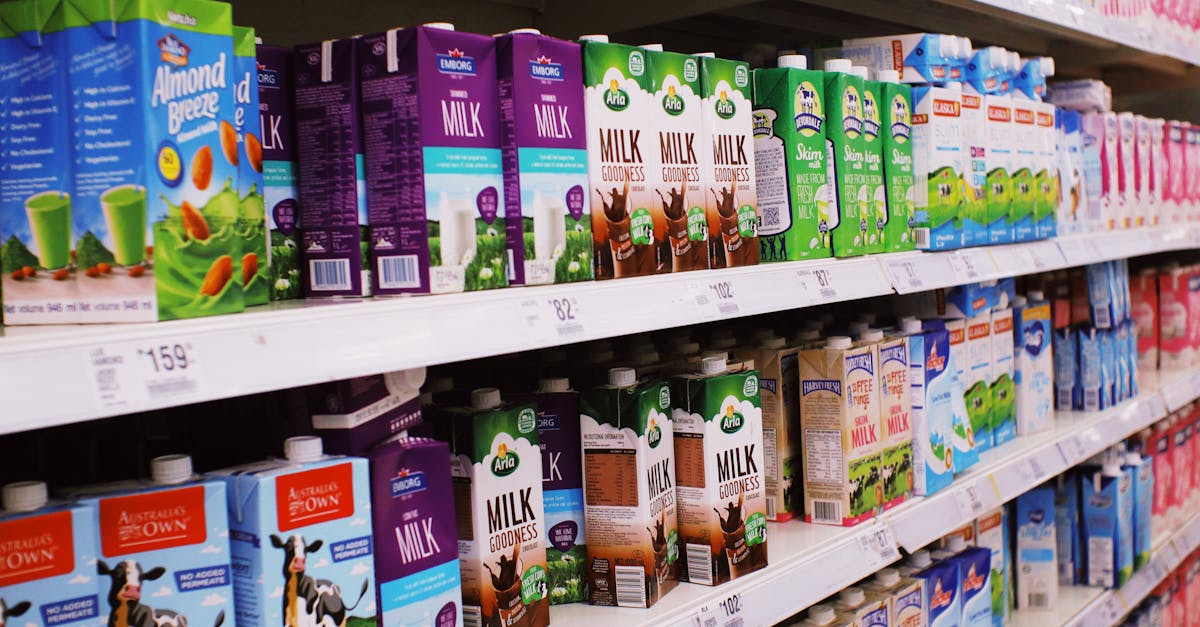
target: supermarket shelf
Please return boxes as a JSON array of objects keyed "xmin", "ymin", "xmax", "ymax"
[
  {"xmin": 1009, "ymin": 585, "xmax": 1105, "ymax": 627},
  {"xmin": 0, "ymin": 224, "xmax": 1194, "ymax": 434}
]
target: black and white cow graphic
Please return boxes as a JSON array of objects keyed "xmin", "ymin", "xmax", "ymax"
[
  {"xmin": 97, "ymin": 559, "xmax": 225, "ymax": 627},
  {"xmin": 0, "ymin": 598, "xmax": 30, "ymax": 627},
  {"xmin": 270, "ymin": 534, "xmax": 369, "ymax": 627}
]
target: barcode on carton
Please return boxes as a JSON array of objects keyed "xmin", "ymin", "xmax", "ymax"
[
  {"xmin": 463, "ymin": 605, "xmax": 482, "ymax": 627},
  {"xmin": 614, "ymin": 565, "xmax": 647, "ymax": 607},
  {"xmin": 914, "ymin": 228, "xmax": 931, "ymax": 249},
  {"xmin": 812, "ymin": 500, "xmax": 841, "ymax": 524},
  {"xmin": 686, "ymin": 543, "xmax": 714, "ymax": 585},
  {"xmin": 309, "ymin": 259, "xmax": 351, "ymax": 291},
  {"xmin": 377, "ymin": 255, "xmax": 420, "ymax": 289}
]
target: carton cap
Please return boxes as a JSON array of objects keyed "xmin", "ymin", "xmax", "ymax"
[
  {"xmin": 947, "ymin": 534, "xmax": 967, "ymax": 552},
  {"xmin": 150, "ymin": 454, "xmax": 194, "ymax": 484},
  {"xmin": 874, "ymin": 568, "xmax": 901, "ymax": 588},
  {"xmin": 1013, "ymin": 295, "xmax": 1028, "ymax": 308},
  {"xmin": 701, "ymin": 356, "xmax": 728, "ymax": 375},
  {"xmin": 1042, "ymin": 57, "xmax": 1056, "ymax": 77},
  {"xmin": 703, "ymin": 350, "xmax": 730, "ymax": 360},
  {"xmin": 878, "ymin": 69, "xmax": 900, "ymax": 83},
  {"xmin": 793, "ymin": 328, "xmax": 822, "ymax": 342},
  {"xmin": 859, "ymin": 328, "xmax": 884, "ymax": 344},
  {"xmin": 824, "ymin": 58, "xmax": 853, "ymax": 73},
  {"xmin": 930, "ymin": 548, "xmax": 954, "ymax": 561},
  {"xmin": 908, "ymin": 549, "xmax": 932, "ymax": 568},
  {"xmin": 640, "ymin": 43, "xmax": 664, "ymax": 51},
  {"xmin": 850, "ymin": 65, "xmax": 869, "ymax": 80},
  {"xmin": 807, "ymin": 604, "xmax": 836, "ymax": 624},
  {"xmin": 778, "ymin": 54, "xmax": 808, "ymax": 70},
  {"xmin": 2, "ymin": 481, "xmax": 47, "ymax": 512},
  {"xmin": 848, "ymin": 320, "xmax": 870, "ymax": 337},
  {"xmin": 958, "ymin": 36, "xmax": 974, "ymax": 57},
  {"xmin": 1027, "ymin": 289, "xmax": 1045, "ymax": 301},
  {"xmin": 470, "ymin": 387, "xmax": 503, "ymax": 410},
  {"xmin": 579, "ymin": 34, "xmax": 610, "ymax": 43},
  {"xmin": 694, "ymin": 52, "xmax": 716, "ymax": 58},
  {"xmin": 284, "ymin": 437, "xmax": 324, "ymax": 463},
  {"xmin": 762, "ymin": 336, "xmax": 788, "ymax": 349},
  {"xmin": 509, "ymin": 28, "xmax": 541, "ymax": 35},
  {"xmin": 1008, "ymin": 52, "xmax": 1021, "ymax": 71},
  {"xmin": 826, "ymin": 335, "xmax": 853, "ymax": 350},
  {"xmin": 1125, "ymin": 451, "xmax": 1144, "ymax": 467},
  {"xmin": 423, "ymin": 22, "xmax": 455, "ymax": 30},
  {"xmin": 837, "ymin": 586, "xmax": 865, "ymax": 609},
  {"xmin": 945, "ymin": 81, "xmax": 962, "ymax": 92},
  {"xmin": 899, "ymin": 317, "xmax": 923, "ymax": 335},
  {"xmin": 538, "ymin": 377, "xmax": 571, "ymax": 393},
  {"xmin": 609, "ymin": 367, "xmax": 637, "ymax": 387},
  {"xmin": 677, "ymin": 341, "xmax": 702, "ymax": 355}
]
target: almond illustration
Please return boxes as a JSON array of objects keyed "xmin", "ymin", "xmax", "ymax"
[
  {"xmin": 220, "ymin": 120, "xmax": 239, "ymax": 166},
  {"xmin": 200, "ymin": 255, "xmax": 233, "ymax": 296},
  {"xmin": 53, "ymin": 268, "xmax": 69, "ymax": 281},
  {"xmin": 128, "ymin": 265, "xmax": 145, "ymax": 278},
  {"xmin": 192, "ymin": 145, "xmax": 213, "ymax": 190},
  {"xmin": 242, "ymin": 252, "xmax": 258, "ymax": 287},
  {"xmin": 21, "ymin": 266, "xmax": 35, "ymax": 278},
  {"xmin": 85, "ymin": 266, "xmax": 99, "ymax": 278},
  {"xmin": 97, "ymin": 262, "xmax": 112, "ymax": 274},
  {"xmin": 181, "ymin": 201, "xmax": 211, "ymax": 241},
  {"xmin": 245, "ymin": 132, "xmax": 263, "ymax": 173}
]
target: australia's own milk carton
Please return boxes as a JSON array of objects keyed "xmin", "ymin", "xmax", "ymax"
[
  {"xmin": 964, "ymin": 313, "xmax": 992, "ymax": 454},
  {"xmin": 915, "ymin": 560, "xmax": 961, "ymax": 627},
  {"xmin": 861, "ymin": 75, "xmax": 886, "ymax": 253},
  {"xmin": 309, "ymin": 367, "xmax": 426, "ymax": 455},
  {"xmin": 1014, "ymin": 485, "xmax": 1057, "ymax": 610},
  {"xmin": 880, "ymin": 73, "xmax": 916, "ymax": 252},
  {"xmin": 497, "ymin": 30, "xmax": 591, "ymax": 286},
  {"xmin": 911, "ymin": 324, "xmax": 955, "ymax": 496},
  {"xmin": 232, "ymin": 26, "xmax": 267, "ymax": 306},
  {"xmin": 256, "ymin": 43, "xmax": 301, "ymax": 300},
  {"xmin": 912, "ymin": 83, "xmax": 964, "ymax": 250},
  {"xmin": 751, "ymin": 55, "xmax": 833, "ymax": 261},
  {"xmin": 294, "ymin": 37, "xmax": 368, "ymax": 298},
  {"xmin": 945, "ymin": 319, "xmax": 978, "ymax": 473},
  {"xmin": 209, "ymin": 439, "xmax": 374, "ymax": 626},
  {"xmin": 0, "ymin": 0, "xmax": 77, "ymax": 324},
  {"xmin": 68, "ymin": 456, "xmax": 234, "ymax": 627},
  {"xmin": 359, "ymin": 25, "xmax": 508, "ymax": 295},
  {"xmin": 756, "ymin": 337, "xmax": 801, "ymax": 521},
  {"xmin": 670, "ymin": 356, "xmax": 767, "ymax": 585},
  {"xmin": 800, "ymin": 336, "xmax": 881, "ymax": 525},
  {"xmin": 823, "ymin": 60, "xmax": 868, "ymax": 257},
  {"xmin": 368, "ymin": 437, "xmax": 463, "ymax": 626},
  {"xmin": 699, "ymin": 53, "xmax": 759, "ymax": 268},
  {"xmin": 67, "ymin": 0, "xmax": 243, "ymax": 321},
  {"xmin": 990, "ymin": 308, "xmax": 1015, "ymax": 447},
  {"xmin": 1013, "ymin": 296, "xmax": 1053, "ymax": 435},
  {"xmin": 0, "ymin": 482, "xmax": 102, "ymax": 626},
  {"xmin": 878, "ymin": 332, "xmax": 913, "ymax": 511},
  {"xmin": 580, "ymin": 368, "xmax": 680, "ymax": 607}
]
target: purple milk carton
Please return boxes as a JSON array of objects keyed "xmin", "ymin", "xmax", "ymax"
[
  {"xmin": 496, "ymin": 29, "xmax": 592, "ymax": 286},
  {"xmin": 369, "ymin": 436, "xmax": 463, "ymax": 626},
  {"xmin": 256, "ymin": 43, "xmax": 301, "ymax": 300},
  {"xmin": 310, "ymin": 368, "xmax": 426, "ymax": 455},
  {"xmin": 360, "ymin": 23, "xmax": 506, "ymax": 295},
  {"xmin": 294, "ymin": 37, "xmax": 369, "ymax": 298}
]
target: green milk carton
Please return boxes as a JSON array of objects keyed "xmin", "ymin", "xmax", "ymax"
[
  {"xmin": 880, "ymin": 72, "xmax": 915, "ymax": 252},
  {"xmin": 823, "ymin": 59, "xmax": 868, "ymax": 257},
  {"xmin": 861, "ymin": 75, "xmax": 886, "ymax": 254},
  {"xmin": 232, "ymin": 26, "xmax": 267, "ymax": 306},
  {"xmin": 751, "ymin": 55, "xmax": 832, "ymax": 262}
]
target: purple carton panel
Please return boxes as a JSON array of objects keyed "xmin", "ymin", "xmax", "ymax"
[
  {"xmin": 256, "ymin": 43, "xmax": 301, "ymax": 300},
  {"xmin": 310, "ymin": 370, "xmax": 426, "ymax": 456}
]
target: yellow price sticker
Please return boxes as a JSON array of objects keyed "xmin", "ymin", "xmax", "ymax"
[{"xmin": 157, "ymin": 144, "xmax": 182, "ymax": 185}]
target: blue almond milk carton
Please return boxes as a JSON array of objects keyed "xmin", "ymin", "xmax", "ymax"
[
  {"xmin": 0, "ymin": 482, "xmax": 101, "ymax": 627},
  {"xmin": 64, "ymin": 455, "xmax": 234, "ymax": 627},
  {"xmin": 231, "ymin": 26, "xmax": 267, "ymax": 306},
  {"xmin": 912, "ymin": 324, "xmax": 955, "ymax": 496},
  {"xmin": 255, "ymin": 42, "xmax": 301, "ymax": 300},
  {"xmin": 209, "ymin": 437, "xmax": 376, "ymax": 626},
  {"xmin": 359, "ymin": 24, "xmax": 507, "ymax": 295},
  {"xmin": 1014, "ymin": 485, "xmax": 1056, "ymax": 610},
  {"xmin": 915, "ymin": 560, "xmax": 961, "ymax": 627},
  {"xmin": 954, "ymin": 546, "xmax": 993, "ymax": 627}
]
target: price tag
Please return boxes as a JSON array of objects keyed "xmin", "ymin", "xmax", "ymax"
[
  {"xmin": 881, "ymin": 257, "xmax": 950, "ymax": 293},
  {"xmin": 857, "ymin": 523, "xmax": 901, "ymax": 570},
  {"xmin": 1056, "ymin": 237, "xmax": 1099, "ymax": 266},
  {"xmin": 795, "ymin": 268, "xmax": 839, "ymax": 304},
  {"xmin": 694, "ymin": 592, "xmax": 745, "ymax": 627},
  {"xmin": 955, "ymin": 483, "xmax": 988, "ymax": 520},
  {"xmin": 521, "ymin": 296, "xmax": 587, "ymax": 340},
  {"xmin": 1057, "ymin": 434, "xmax": 1089, "ymax": 464},
  {"xmin": 704, "ymin": 279, "xmax": 741, "ymax": 317},
  {"xmin": 1017, "ymin": 457, "xmax": 1048, "ymax": 486},
  {"xmin": 86, "ymin": 340, "xmax": 206, "ymax": 410},
  {"xmin": 1027, "ymin": 242, "xmax": 1066, "ymax": 271},
  {"xmin": 947, "ymin": 249, "xmax": 998, "ymax": 281},
  {"xmin": 1096, "ymin": 595, "xmax": 1125, "ymax": 624}
]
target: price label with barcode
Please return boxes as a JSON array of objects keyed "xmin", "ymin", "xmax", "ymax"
[
  {"xmin": 521, "ymin": 296, "xmax": 587, "ymax": 340},
  {"xmin": 947, "ymin": 249, "xmax": 997, "ymax": 281},
  {"xmin": 1056, "ymin": 237, "xmax": 1099, "ymax": 266},
  {"xmin": 857, "ymin": 524, "xmax": 901, "ymax": 570},
  {"xmin": 706, "ymin": 280, "xmax": 741, "ymax": 317},
  {"xmin": 1018, "ymin": 457, "xmax": 1048, "ymax": 486},
  {"xmin": 955, "ymin": 484, "xmax": 988, "ymax": 520},
  {"xmin": 883, "ymin": 258, "xmax": 927, "ymax": 293},
  {"xmin": 694, "ymin": 593, "xmax": 745, "ymax": 627},
  {"xmin": 86, "ymin": 340, "xmax": 206, "ymax": 410},
  {"xmin": 1057, "ymin": 435, "xmax": 1089, "ymax": 464},
  {"xmin": 1096, "ymin": 595, "xmax": 1125, "ymax": 624},
  {"xmin": 795, "ymin": 268, "xmax": 839, "ymax": 303}
]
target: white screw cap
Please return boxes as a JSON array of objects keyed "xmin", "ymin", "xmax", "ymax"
[
  {"xmin": 579, "ymin": 34, "xmax": 610, "ymax": 43},
  {"xmin": 850, "ymin": 65, "xmax": 869, "ymax": 80},
  {"xmin": 609, "ymin": 367, "xmax": 637, "ymax": 387},
  {"xmin": 2, "ymin": 481, "xmax": 47, "ymax": 512},
  {"xmin": 423, "ymin": 22, "xmax": 455, "ymax": 30},
  {"xmin": 1013, "ymin": 295, "xmax": 1028, "ymax": 308},
  {"xmin": 701, "ymin": 356, "xmax": 728, "ymax": 375},
  {"xmin": 807, "ymin": 604, "xmax": 836, "ymax": 625},
  {"xmin": 909, "ymin": 549, "xmax": 932, "ymax": 568},
  {"xmin": 778, "ymin": 54, "xmax": 807, "ymax": 69},
  {"xmin": 470, "ymin": 387, "xmax": 503, "ymax": 410},
  {"xmin": 151, "ymin": 454, "xmax": 194, "ymax": 485},
  {"xmin": 1041, "ymin": 57, "xmax": 1056, "ymax": 77},
  {"xmin": 1028, "ymin": 290, "xmax": 1045, "ymax": 301},
  {"xmin": 284, "ymin": 437, "xmax": 324, "ymax": 463},
  {"xmin": 877, "ymin": 69, "xmax": 900, "ymax": 83},
  {"xmin": 874, "ymin": 567, "xmax": 901, "ymax": 588},
  {"xmin": 859, "ymin": 328, "xmax": 885, "ymax": 344},
  {"xmin": 538, "ymin": 377, "xmax": 570, "ymax": 393},
  {"xmin": 824, "ymin": 58, "xmax": 853, "ymax": 73},
  {"xmin": 947, "ymin": 534, "xmax": 968, "ymax": 552},
  {"xmin": 837, "ymin": 586, "xmax": 866, "ymax": 608},
  {"xmin": 509, "ymin": 28, "xmax": 541, "ymax": 35},
  {"xmin": 826, "ymin": 336, "xmax": 853, "ymax": 350}
]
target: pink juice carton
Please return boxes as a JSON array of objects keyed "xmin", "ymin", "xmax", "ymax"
[
  {"xmin": 1131, "ymin": 268, "xmax": 1159, "ymax": 371},
  {"xmin": 1117, "ymin": 112, "xmax": 1135, "ymax": 229},
  {"xmin": 1166, "ymin": 121, "xmax": 1186, "ymax": 224},
  {"xmin": 1159, "ymin": 266, "xmax": 1193, "ymax": 369}
]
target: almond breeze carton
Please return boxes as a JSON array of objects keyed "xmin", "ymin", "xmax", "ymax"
[
  {"xmin": 698, "ymin": 54, "xmax": 759, "ymax": 268},
  {"xmin": 209, "ymin": 439, "xmax": 374, "ymax": 627},
  {"xmin": 256, "ymin": 43, "xmax": 301, "ymax": 300},
  {"xmin": 0, "ymin": 482, "xmax": 101, "ymax": 627},
  {"xmin": 0, "ymin": 0, "xmax": 78, "ymax": 324},
  {"xmin": 912, "ymin": 83, "xmax": 964, "ymax": 250},
  {"xmin": 751, "ymin": 55, "xmax": 833, "ymax": 262},
  {"xmin": 824, "ymin": 60, "xmax": 868, "ymax": 257},
  {"xmin": 229, "ymin": 26, "xmax": 267, "ymax": 306},
  {"xmin": 497, "ymin": 30, "xmax": 591, "ymax": 286},
  {"xmin": 67, "ymin": 0, "xmax": 243, "ymax": 321},
  {"xmin": 880, "ymin": 73, "xmax": 916, "ymax": 252},
  {"xmin": 580, "ymin": 369, "xmax": 680, "ymax": 608}
]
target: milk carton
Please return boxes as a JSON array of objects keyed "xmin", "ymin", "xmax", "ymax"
[
  {"xmin": 1188, "ymin": 125, "xmax": 1200, "ymax": 218},
  {"xmin": 1160, "ymin": 266, "xmax": 1195, "ymax": 369},
  {"xmin": 0, "ymin": 0, "xmax": 77, "ymax": 324},
  {"xmin": 959, "ymin": 89, "xmax": 987, "ymax": 248},
  {"xmin": 1014, "ymin": 486, "xmax": 1057, "ymax": 610},
  {"xmin": 1117, "ymin": 112, "xmax": 1136, "ymax": 229},
  {"xmin": 1080, "ymin": 113, "xmax": 1109, "ymax": 229},
  {"xmin": 964, "ymin": 313, "xmax": 992, "ymax": 454},
  {"xmin": 954, "ymin": 546, "xmax": 992, "ymax": 627},
  {"xmin": 294, "ymin": 37, "xmax": 368, "ymax": 298},
  {"xmin": 1009, "ymin": 98, "xmax": 1037, "ymax": 241},
  {"xmin": 1054, "ymin": 473, "xmax": 1081, "ymax": 586},
  {"xmin": 823, "ymin": 60, "xmax": 869, "ymax": 257},
  {"xmin": 699, "ymin": 54, "xmax": 759, "ymax": 268},
  {"xmin": 1126, "ymin": 451, "xmax": 1154, "ymax": 570},
  {"xmin": 580, "ymin": 369, "xmax": 679, "ymax": 607},
  {"xmin": 256, "ymin": 44, "xmax": 301, "ymax": 300},
  {"xmin": 975, "ymin": 509, "xmax": 1009, "ymax": 626},
  {"xmin": 1151, "ymin": 119, "xmax": 1164, "ymax": 226},
  {"xmin": 209, "ymin": 440, "xmax": 373, "ymax": 627},
  {"xmin": 0, "ymin": 482, "xmax": 101, "ymax": 626},
  {"xmin": 862, "ymin": 75, "xmax": 887, "ymax": 253},
  {"xmin": 70, "ymin": 456, "xmax": 234, "ymax": 627},
  {"xmin": 309, "ymin": 368, "xmax": 426, "ymax": 455},
  {"xmin": 984, "ymin": 94, "xmax": 1013, "ymax": 244},
  {"xmin": 751, "ymin": 55, "xmax": 833, "ymax": 261},
  {"xmin": 1082, "ymin": 460, "xmax": 1134, "ymax": 588},
  {"xmin": 1034, "ymin": 104, "xmax": 1058, "ymax": 238},
  {"xmin": 990, "ymin": 308, "xmax": 1015, "ymax": 447},
  {"xmin": 232, "ymin": 26, "xmax": 267, "ymax": 305},
  {"xmin": 756, "ymin": 337, "xmax": 801, "ymax": 521},
  {"xmin": 359, "ymin": 25, "xmax": 508, "ymax": 295},
  {"xmin": 1057, "ymin": 109, "xmax": 1086, "ymax": 234},
  {"xmin": 1136, "ymin": 115, "xmax": 1153, "ymax": 226},
  {"xmin": 368, "ymin": 437, "xmax": 463, "ymax": 626},
  {"xmin": 1053, "ymin": 327, "xmax": 1078, "ymax": 411},
  {"xmin": 840, "ymin": 33, "xmax": 954, "ymax": 84},
  {"xmin": 944, "ymin": 319, "xmax": 978, "ymax": 473},
  {"xmin": 911, "ymin": 325, "xmax": 955, "ymax": 496},
  {"xmin": 1101, "ymin": 113, "xmax": 1121, "ymax": 228},
  {"xmin": 880, "ymin": 74, "xmax": 916, "ymax": 252},
  {"xmin": 67, "ymin": 0, "xmax": 243, "ymax": 320},
  {"xmin": 878, "ymin": 333, "xmax": 913, "ymax": 510},
  {"xmin": 915, "ymin": 561, "xmax": 961, "ymax": 627},
  {"xmin": 963, "ymin": 46, "xmax": 1012, "ymax": 245},
  {"xmin": 497, "ymin": 30, "xmax": 591, "ymax": 286},
  {"xmin": 912, "ymin": 83, "xmax": 964, "ymax": 250},
  {"xmin": 800, "ymin": 336, "xmax": 881, "ymax": 525},
  {"xmin": 1013, "ymin": 295, "xmax": 1053, "ymax": 435}
]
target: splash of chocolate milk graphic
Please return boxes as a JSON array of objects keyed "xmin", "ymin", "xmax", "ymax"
[
  {"xmin": 713, "ymin": 179, "xmax": 756, "ymax": 267},
  {"xmin": 486, "ymin": 543, "xmax": 531, "ymax": 627},
  {"xmin": 597, "ymin": 179, "xmax": 653, "ymax": 277},
  {"xmin": 715, "ymin": 489, "xmax": 763, "ymax": 577},
  {"xmin": 648, "ymin": 512, "xmax": 670, "ymax": 587},
  {"xmin": 659, "ymin": 184, "xmax": 706, "ymax": 272}
]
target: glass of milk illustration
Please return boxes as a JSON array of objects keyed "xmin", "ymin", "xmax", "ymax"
[
  {"xmin": 440, "ymin": 191, "xmax": 478, "ymax": 270},
  {"xmin": 533, "ymin": 190, "xmax": 566, "ymax": 261}
]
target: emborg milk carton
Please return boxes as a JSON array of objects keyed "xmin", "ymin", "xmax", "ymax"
[
  {"xmin": 0, "ymin": 482, "xmax": 102, "ymax": 627},
  {"xmin": 823, "ymin": 60, "xmax": 868, "ymax": 257},
  {"xmin": 965, "ymin": 313, "xmax": 992, "ymax": 454},
  {"xmin": 879, "ymin": 334, "xmax": 913, "ymax": 510},
  {"xmin": 756, "ymin": 338, "xmax": 801, "ymax": 520},
  {"xmin": 862, "ymin": 77, "xmax": 886, "ymax": 253},
  {"xmin": 580, "ymin": 369, "xmax": 679, "ymax": 607},
  {"xmin": 232, "ymin": 26, "xmax": 267, "ymax": 306},
  {"xmin": 1014, "ymin": 486, "xmax": 1057, "ymax": 610},
  {"xmin": 912, "ymin": 84, "xmax": 964, "ymax": 250},
  {"xmin": 256, "ymin": 43, "xmax": 301, "ymax": 300},
  {"xmin": 751, "ymin": 56, "xmax": 833, "ymax": 261},
  {"xmin": 1013, "ymin": 298, "xmax": 1053, "ymax": 435},
  {"xmin": 209, "ymin": 440, "xmax": 374, "ymax": 627},
  {"xmin": 497, "ymin": 30, "xmax": 592, "ymax": 286},
  {"xmin": 912, "ymin": 326, "xmax": 955, "ymax": 496},
  {"xmin": 960, "ymin": 89, "xmax": 987, "ymax": 248},
  {"xmin": 699, "ymin": 54, "xmax": 759, "ymax": 269},
  {"xmin": 880, "ymin": 76, "xmax": 916, "ymax": 252},
  {"xmin": 990, "ymin": 308, "xmax": 1015, "ymax": 447},
  {"xmin": 309, "ymin": 368, "xmax": 426, "ymax": 455}
]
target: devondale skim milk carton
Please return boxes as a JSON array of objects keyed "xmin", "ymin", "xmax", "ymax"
[
  {"xmin": 580, "ymin": 368, "xmax": 680, "ymax": 607},
  {"xmin": 860, "ymin": 72, "xmax": 886, "ymax": 253},
  {"xmin": 751, "ymin": 54, "xmax": 833, "ymax": 262},
  {"xmin": 879, "ymin": 70, "xmax": 915, "ymax": 252},
  {"xmin": 255, "ymin": 43, "xmax": 301, "ymax": 300},
  {"xmin": 824, "ymin": 60, "xmax": 868, "ymax": 257}
]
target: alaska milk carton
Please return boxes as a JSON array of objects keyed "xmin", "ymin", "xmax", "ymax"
[
  {"xmin": 256, "ymin": 43, "xmax": 301, "ymax": 300},
  {"xmin": 879, "ymin": 334, "xmax": 913, "ymax": 510},
  {"xmin": 954, "ymin": 547, "xmax": 993, "ymax": 627},
  {"xmin": 964, "ymin": 313, "xmax": 992, "ymax": 454},
  {"xmin": 756, "ymin": 337, "xmax": 801, "ymax": 520},
  {"xmin": 1009, "ymin": 98, "xmax": 1037, "ymax": 241},
  {"xmin": 912, "ymin": 326, "xmax": 955, "ymax": 496},
  {"xmin": 359, "ymin": 25, "xmax": 508, "ymax": 295},
  {"xmin": 368, "ymin": 437, "xmax": 463, "ymax": 626},
  {"xmin": 294, "ymin": 37, "xmax": 368, "ymax": 298},
  {"xmin": 209, "ymin": 439, "xmax": 374, "ymax": 627},
  {"xmin": 0, "ymin": 0, "xmax": 77, "ymax": 324},
  {"xmin": 1013, "ymin": 297, "xmax": 1053, "ymax": 435},
  {"xmin": 497, "ymin": 30, "xmax": 591, "ymax": 286},
  {"xmin": 823, "ymin": 60, "xmax": 868, "ymax": 257},
  {"xmin": 0, "ymin": 482, "xmax": 101, "ymax": 627},
  {"xmin": 840, "ymin": 33, "xmax": 953, "ymax": 84},
  {"xmin": 990, "ymin": 309, "xmax": 1015, "ymax": 447},
  {"xmin": 912, "ymin": 84, "xmax": 964, "ymax": 250},
  {"xmin": 699, "ymin": 54, "xmax": 759, "ymax": 269},
  {"xmin": 583, "ymin": 37, "xmax": 658, "ymax": 279},
  {"xmin": 751, "ymin": 56, "xmax": 833, "ymax": 261},
  {"xmin": 1034, "ymin": 104, "xmax": 1058, "ymax": 238},
  {"xmin": 880, "ymin": 75, "xmax": 916, "ymax": 252},
  {"xmin": 580, "ymin": 369, "xmax": 679, "ymax": 607},
  {"xmin": 959, "ymin": 89, "xmax": 987, "ymax": 248},
  {"xmin": 861, "ymin": 76, "xmax": 886, "ymax": 253},
  {"xmin": 70, "ymin": 456, "xmax": 234, "ymax": 627},
  {"xmin": 232, "ymin": 26, "xmax": 267, "ymax": 305},
  {"xmin": 67, "ymin": 0, "xmax": 243, "ymax": 321},
  {"xmin": 985, "ymin": 94, "xmax": 1014, "ymax": 244},
  {"xmin": 915, "ymin": 561, "xmax": 961, "ymax": 627},
  {"xmin": 944, "ymin": 319, "xmax": 978, "ymax": 473},
  {"xmin": 975, "ymin": 508, "xmax": 1009, "ymax": 626},
  {"xmin": 309, "ymin": 368, "xmax": 426, "ymax": 455},
  {"xmin": 1014, "ymin": 486, "xmax": 1057, "ymax": 610},
  {"xmin": 800, "ymin": 336, "xmax": 881, "ymax": 525},
  {"xmin": 670, "ymin": 357, "xmax": 768, "ymax": 585}
]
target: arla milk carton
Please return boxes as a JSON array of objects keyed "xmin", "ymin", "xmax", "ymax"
[
  {"xmin": 232, "ymin": 26, "xmax": 267, "ymax": 306},
  {"xmin": 964, "ymin": 312, "xmax": 992, "ymax": 454},
  {"xmin": 944, "ymin": 319, "xmax": 978, "ymax": 473},
  {"xmin": 751, "ymin": 54, "xmax": 833, "ymax": 262},
  {"xmin": 861, "ymin": 73, "xmax": 887, "ymax": 253},
  {"xmin": 68, "ymin": 456, "xmax": 234, "ymax": 627},
  {"xmin": 0, "ymin": 0, "xmax": 77, "ymax": 324},
  {"xmin": 823, "ymin": 59, "xmax": 868, "ymax": 257},
  {"xmin": 799, "ymin": 335, "xmax": 881, "ymax": 525},
  {"xmin": 208, "ymin": 439, "xmax": 374, "ymax": 626},
  {"xmin": 1015, "ymin": 486, "xmax": 1057, "ymax": 610},
  {"xmin": 582, "ymin": 36, "xmax": 658, "ymax": 279},
  {"xmin": 911, "ymin": 324, "xmax": 955, "ymax": 496},
  {"xmin": 1013, "ymin": 294, "xmax": 1053, "ymax": 435},
  {"xmin": 368, "ymin": 437, "xmax": 463, "ymax": 626},
  {"xmin": 670, "ymin": 356, "xmax": 768, "ymax": 585},
  {"xmin": 359, "ymin": 24, "xmax": 508, "ymax": 295},
  {"xmin": 309, "ymin": 367, "xmax": 426, "ymax": 455},
  {"xmin": 0, "ymin": 482, "xmax": 101, "ymax": 626},
  {"xmin": 755, "ymin": 336, "xmax": 801, "ymax": 521},
  {"xmin": 878, "ymin": 330, "xmax": 913, "ymax": 511},
  {"xmin": 67, "ymin": 0, "xmax": 243, "ymax": 321},
  {"xmin": 879, "ymin": 71, "xmax": 916, "ymax": 252},
  {"xmin": 990, "ymin": 308, "xmax": 1015, "ymax": 447},
  {"xmin": 580, "ymin": 368, "xmax": 680, "ymax": 607},
  {"xmin": 255, "ymin": 43, "xmax": 302, "ymax": 300},
  {"xmin": 912, "ymin": 82, "xmax": 964, "ymax": 251},
  {"xmin": 698, "ymin": 53, "xmax": 759, "ymax": 269},
  {"xmin": 496, "ymin": 30, "xmax": 591, "ymax": 286},
  {"xmin": 915, "ymin": 560, "xmax": 960, "ymax": 627}
]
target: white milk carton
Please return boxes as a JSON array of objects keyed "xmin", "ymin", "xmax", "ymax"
[
  {"xmin": 965, "ymin": 312, "xmax": 993, "ymax": 455},
  {"xmin": 1015, "ymin": 486, "xmax": 1057, "ymax": 610},
  {"xmin": 1151, "ymin": 118, "xmax": 1165, "ymax": 226},
  {"xmin": 1014, "ymin": 295, "xmax": 1053, "ymax": 435},
  {"xmin": 911, "ymin": 84, "xmax": 964, "ymax": 251}
]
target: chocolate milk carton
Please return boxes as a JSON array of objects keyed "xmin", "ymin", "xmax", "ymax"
[
  {"xmin": 880, "ymin": 72, "xmax": 916, "ymax": 252},
  {"xmin": 582, "ymin": 36, "xmax": 658, "ymax": 279},
  {"xmin": 359, "ymin": 24, "xmax": 507, "ymax": 295},
  {"xmin": 698, "ymin": 53, "xmax": 759, "ymax": 268},
  {"xmin": 209, "ymin": 439, "xmax": 374, "ymax": 627},
  {"xmin": 497, "ymin": 30, "xmax": 591, "ymax": 286},
  {"xmin": 824, "ymin": 60, "xmax": 869, "ymax": 257},
  {"xmin": 256, "ymin": 43, "xmax": 301, "ymax": 300},
  {"xmin": 756, "ymin": 336, "xmax": 801, "ymax": 521},
  {"xmin": 671, "ymin": 356, "xmax": 767, "ymax": 585},
  {"xmin": 0, "ymin": 482, "xmax": 102, "ymax": 626},
  {"xmin": 800, "ymin": 336, "xmax": 881, "ymax": 526},
  {"xmin": 231, "ymin": 26, "xmax": 267, "ymax": 305},
  {"xmin": 580, "ymin": 368, "xmax": 679, "ymax": 607}
]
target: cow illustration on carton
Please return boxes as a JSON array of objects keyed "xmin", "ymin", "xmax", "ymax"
[
  {"xmin": 97, "ymin": 559, "xmax": 227, "ymax": 627},
  {"xmin": 270, "ymin": 535, "xmax": 369, "ymax": 627}
]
